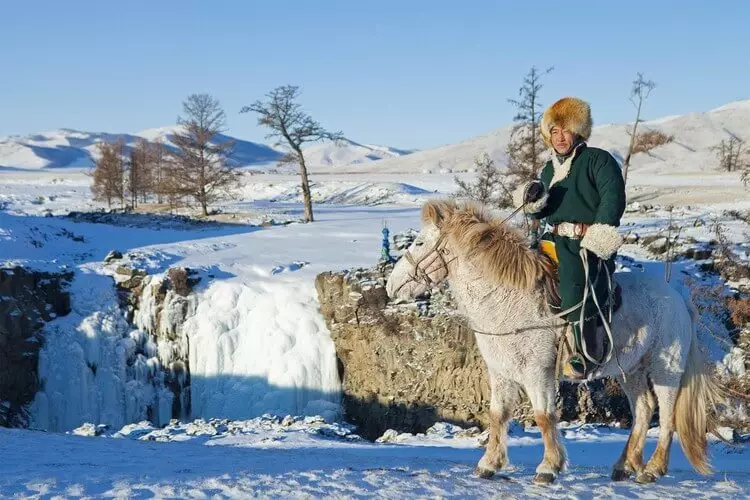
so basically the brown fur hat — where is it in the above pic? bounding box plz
[540,97,593,148]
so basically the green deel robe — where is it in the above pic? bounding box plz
[529,143,626,323]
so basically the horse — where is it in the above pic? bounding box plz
[385,198,722,485]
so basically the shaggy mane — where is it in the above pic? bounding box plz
[421,199,554,292]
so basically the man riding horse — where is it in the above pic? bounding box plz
[513,97,626,379]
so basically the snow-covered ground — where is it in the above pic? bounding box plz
[2,109,750,495]
[1,418,748,497]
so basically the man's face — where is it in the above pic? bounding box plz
[550,127,576,154]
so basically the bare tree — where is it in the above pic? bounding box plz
[453,152,506,207]
[630,129,673,155]
[148,138,169,204]
[170,94,240,216]
[241,85,343,222]
[622,73,657,184]
[713,136,749,173]
[90,141,123,208]
[127,138,152,209]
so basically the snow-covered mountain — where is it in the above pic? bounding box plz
[317,100,750,175]
[0,126,415,172]
[303,138,414,169]
[0,127,282,170]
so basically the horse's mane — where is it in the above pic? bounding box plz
[421,198,557,295]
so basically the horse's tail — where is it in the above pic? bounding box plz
[673,298,722,475]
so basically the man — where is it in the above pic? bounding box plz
[513,97,626,379]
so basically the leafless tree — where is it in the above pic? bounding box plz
[127,138,152,209]
[630,129,673,155]
[453,152,506,207]
[90,141,124,208]
[241,85,343,222]
[170,94,240,216]
[149,138,168,204]
[713,135,749,173]
[622,73,657,184]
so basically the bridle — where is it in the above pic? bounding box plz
[392,233,456,296]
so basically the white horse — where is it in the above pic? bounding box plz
[385,198,722,485]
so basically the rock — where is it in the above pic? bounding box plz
[376,429,408,443]
[0,267,72,427]
[115,266,147,278]
[104,250,123,263]
[647,237,669,255]
[72,423,110,437]
[281,415,295,427]
[625,202,641,213]
[683,247,713,260]
[185,419,219,436]
[167,267,201,297]
[624,233,639,244]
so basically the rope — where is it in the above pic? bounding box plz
[471,299,584,337]
[579,248,627,381]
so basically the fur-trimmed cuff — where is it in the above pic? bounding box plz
[512,183,548,214]
[581,224,623,260]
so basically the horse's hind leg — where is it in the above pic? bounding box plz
[526,369,566,484]
[639,375,680,483]
[612,370,655,481]
[475,375,520,479]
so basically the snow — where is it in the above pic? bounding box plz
[186,280,341,422]
[1,100,749,495]
[0,419,747,497]
[302,138,413,168]
[0,126,281,171]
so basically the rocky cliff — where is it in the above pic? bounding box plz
[315,264,630,440]
[0,267,72,426]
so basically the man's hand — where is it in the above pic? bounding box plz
[524,181,544,204]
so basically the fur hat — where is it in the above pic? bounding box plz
[540,97,593,148]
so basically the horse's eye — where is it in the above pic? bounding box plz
[415,241,424,247]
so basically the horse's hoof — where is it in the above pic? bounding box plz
[533,472,556,485]
[635,472,657,484]
[474,467,495,480]
[611,468,631,482]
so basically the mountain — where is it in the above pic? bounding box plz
[0,127,282,171]
[303,138,414,169]
[316,100,750,175]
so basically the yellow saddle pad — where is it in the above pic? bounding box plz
[539,239,559,265]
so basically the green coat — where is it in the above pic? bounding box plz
[534,144,626,228]
[527,144,626,324]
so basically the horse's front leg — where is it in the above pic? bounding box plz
[526,368,567,485]
[474,374,521,479]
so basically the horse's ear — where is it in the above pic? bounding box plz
[421,199,454,228]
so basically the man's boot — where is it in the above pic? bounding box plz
[565,317,602,379]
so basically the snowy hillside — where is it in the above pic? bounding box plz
[303,138,413,169]
[320,100,750,175]
[0,126,281,170]
[135,125,281,167]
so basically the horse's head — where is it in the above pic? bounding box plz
[386,200,456,301]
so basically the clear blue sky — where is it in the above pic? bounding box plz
[2,0,748,150]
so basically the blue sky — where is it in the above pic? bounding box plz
[1,0,748,150]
